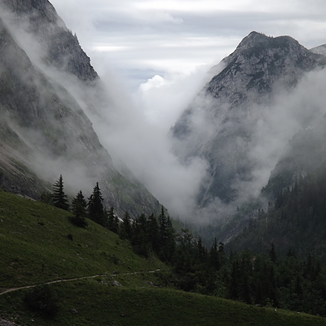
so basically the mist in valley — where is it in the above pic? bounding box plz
[2,3,326,226]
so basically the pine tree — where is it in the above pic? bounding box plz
[52,175,69,211]
[147,214,160,253]
[88,182,106,227]
[107,207,119,234]
[158,207,175,262]
[119,211,132,240]
[131,214,150,257]
[209,238,220,270]
[269,243,277,263]
[70,190,88,228]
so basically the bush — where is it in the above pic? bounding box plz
[24,285,60,317]
[69,214,88,228]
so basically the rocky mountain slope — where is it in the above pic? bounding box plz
[2,0,98,82]
[0,0,160,217]
[173,31,326,213]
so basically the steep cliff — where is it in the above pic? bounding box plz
[1,0,98,81]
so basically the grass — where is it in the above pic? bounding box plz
[2,282,326,326]
[1,190,326,326]
[0,190,165,289]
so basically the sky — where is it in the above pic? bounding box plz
[50,0,326,92]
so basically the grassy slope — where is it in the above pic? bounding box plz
[0,190,165,289]
[0,190,326,326]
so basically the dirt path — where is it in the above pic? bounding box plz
[0,318,19,326]
[0,269,161,296]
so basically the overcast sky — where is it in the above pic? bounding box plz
[50,0,326,91]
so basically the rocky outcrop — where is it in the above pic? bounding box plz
[0,318,20,326]
[1,0,98,82]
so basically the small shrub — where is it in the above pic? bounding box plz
[39,191,53,205]
[69,214,88,228]
[24,285,60,317]
[109,254,120,265]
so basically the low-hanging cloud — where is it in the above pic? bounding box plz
[0,5,213,219]
[173,64,326,224]
[92,68,211,218]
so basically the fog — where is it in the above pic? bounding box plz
[0,5,211,218]
[173,65,326,223]
[90,60,326,223]
[2,3,326,224]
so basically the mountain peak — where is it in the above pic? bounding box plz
[209,31,323,98]
[173,32,326,209]
[236,31,270,48]
[233,31,302,57]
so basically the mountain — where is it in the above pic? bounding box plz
[172,31,326,213]
[311,44,326,56]
[227,109,326,260]
[263,114,326,198]
[0,0,160,217]
[227,158,326,262]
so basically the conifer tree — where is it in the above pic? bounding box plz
[269,243,277,263]
[52,175,69,211]
[131,213,150,257]
[70,190,88,228]
[209,238,220,270]
[147,213,160,253]
[88,182,106,227]
[158,206,175,262]
[107,207,119,234]
[119,211,132,240]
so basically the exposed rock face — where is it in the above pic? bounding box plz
[310,44,326,56]
[0,1,160,217]
[172,32,326,208]
[206,32,323,102]
[1,0,98,81]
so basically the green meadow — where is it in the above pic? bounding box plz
[1,190,326,326]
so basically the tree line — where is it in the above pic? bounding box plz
[48,174,326,317]
[227,163,326,263]
[49,175,175,262]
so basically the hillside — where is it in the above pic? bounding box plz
[227,160,326,262]
[0,190,166,288]
[1,192,326,325]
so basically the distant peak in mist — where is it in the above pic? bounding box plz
[172,31,326,223]
[234,31,306,58]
